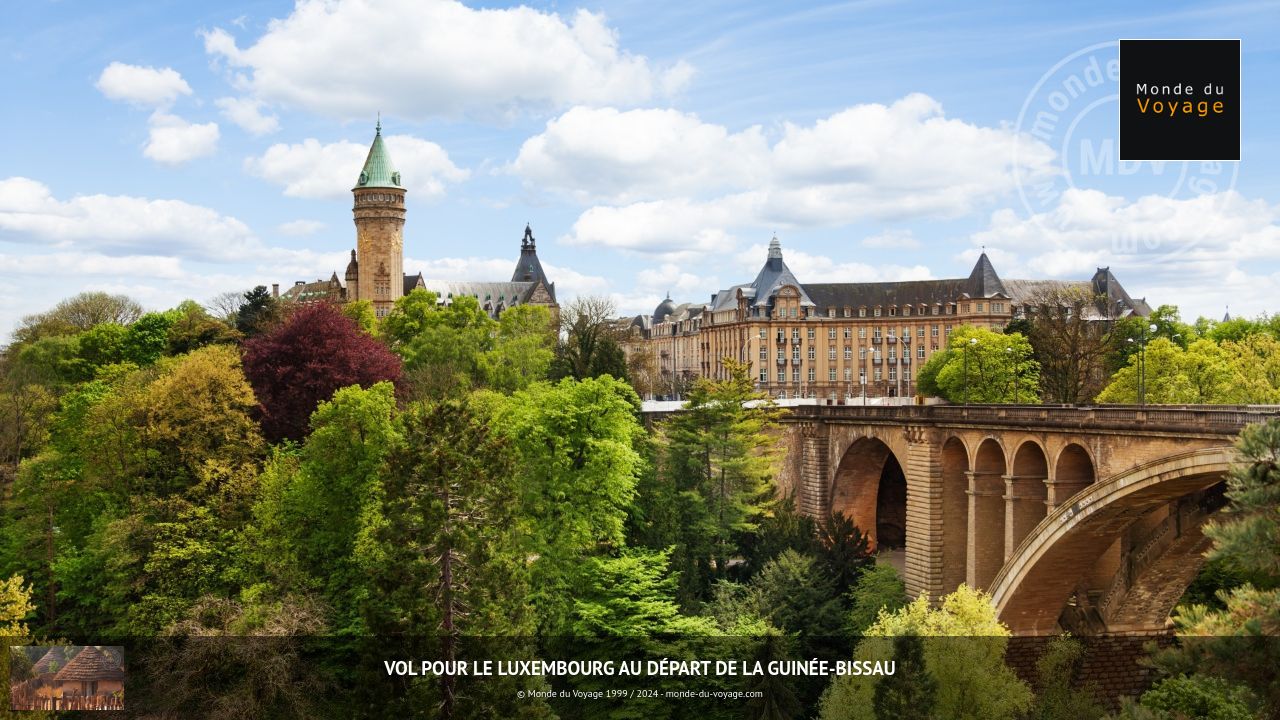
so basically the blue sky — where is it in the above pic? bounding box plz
[2,0,1279,339]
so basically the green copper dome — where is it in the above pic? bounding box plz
[354,121,403,190]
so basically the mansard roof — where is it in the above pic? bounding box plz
[804,278,976,311]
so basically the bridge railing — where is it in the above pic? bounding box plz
[782,403,1280,433]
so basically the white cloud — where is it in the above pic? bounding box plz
[529,95,1056,256]
[202,0,691,120]
[276,219,325,236]
[510,106,767,204]
[861,229,920,250]
[969,188,1280,320]
[246,134,468,199]
[144,112,220,164]
[635,263,718,299]
[0,176,255,261]
[215,96,279,135]
[0,252,186,279]
[96,62,192,107]
[565,195,758,260]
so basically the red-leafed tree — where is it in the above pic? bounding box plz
[242,302,401,442]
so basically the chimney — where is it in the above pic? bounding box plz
[295,280,305,286]
[272,283,279,297]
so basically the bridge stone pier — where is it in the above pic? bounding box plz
[761,404,1278,636]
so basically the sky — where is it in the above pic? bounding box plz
[2,0,1279,340]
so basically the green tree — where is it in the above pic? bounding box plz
[121,310,179,365]
[1024,635,1105,720]
[1016,285,1123,403]
[917,326,1038,403]
[341,299,378,335]
[1152,419,1280,716]
[1222,334,1280,404]
[478,304,555,393]
[815,512,874,596]
[550,296,630,382]
[165,299,240,354]
[484,376,644,634]
[364,399,533,718]
[749,549,845,640]
[76,322,128,370]
[1125,675,1259,720]
[0,574,34,634]
[235,285,279,336]
[14,292,142,344]
[873,634,936,720]
[1096,337,1196,404]
[819,585,1032,720]
[384,290,497,399]
[571,547,715,637]
[846,565,907,637]
[247,383,399,633]
[661,358,782,605]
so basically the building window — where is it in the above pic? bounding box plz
[889,368,897,381]
[759,328,767,339]
[889,306,897,316]
[874,307,882,317]
[778,370,786,383]
[874,369,882,381]
[917,345,925,358]
[828,308,835,318]
[945,326,953,337]
[759,368,768,382]
[917,327,925,338]
[859,369,866,382]
[828,347,836,360]
[808,368,816,381]
[859,307,867,317]
[807,328,815,340]
[977,302,984,312]
[992,302,1004,312]
[829,368,837,381]
[792,369,800,383]
[931,324,939,337]
[808,347,816,360]
[858,327,866,339]
[844,346,852,360]
[791,328,799,341]
[792,347,800,361]
[844,367,852,381]
[843,327,852,339]
[873,328,882,340]
[932,343,939,352]
[904,306,911,316]
[859,347,867,360]
[828,328,837,340]
[760,347,767,359]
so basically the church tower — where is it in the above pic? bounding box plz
[352,121,406,318]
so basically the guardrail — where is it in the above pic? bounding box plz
[778,404,1280,434]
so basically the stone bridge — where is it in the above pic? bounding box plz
[657,403,1279,636]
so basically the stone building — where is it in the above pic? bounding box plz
[278,122,557,320]
[620,237,1149,400]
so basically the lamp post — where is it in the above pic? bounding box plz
[1128,323,1159,405]
[963,336,978,404]
[1006,346,1017,404]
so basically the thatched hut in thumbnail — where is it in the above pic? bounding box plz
[23,646,71,698]
[51,646,124,698]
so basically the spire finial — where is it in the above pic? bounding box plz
[376,112,381,134]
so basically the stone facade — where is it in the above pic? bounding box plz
[620,237,1150,400]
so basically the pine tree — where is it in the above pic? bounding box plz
[873,634,936,720]
[662,358,782,605]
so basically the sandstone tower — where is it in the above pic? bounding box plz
[351,121,405,318]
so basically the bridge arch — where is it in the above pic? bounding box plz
[969,437,1007,589]
[830,437,907,553]
[990,447,1235,635]
[1051,443,1096,508]
[940,436,969,593]
[1008,441,1050,560]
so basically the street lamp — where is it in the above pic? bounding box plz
[1006,346,1017,404]
[1129,323,1158,405]
[963,337,978,404]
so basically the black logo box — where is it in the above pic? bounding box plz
[1119,39,1240,161]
